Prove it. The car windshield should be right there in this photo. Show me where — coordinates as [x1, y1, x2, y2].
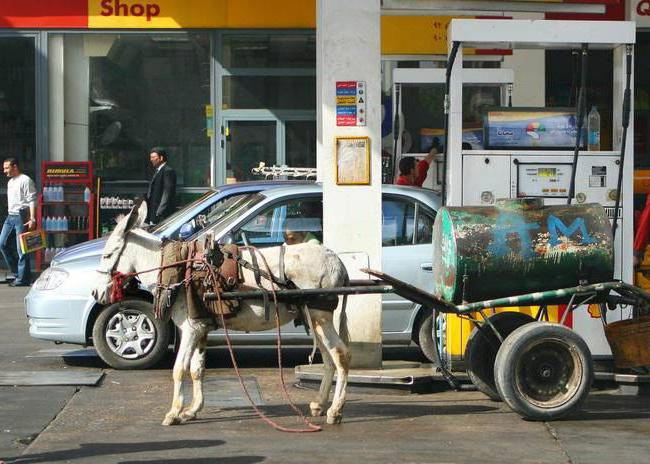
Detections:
[151, 190, 218, 234]
[195, 193, 266, 239]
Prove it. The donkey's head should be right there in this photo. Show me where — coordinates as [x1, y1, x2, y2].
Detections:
[91, 200, 148, 305]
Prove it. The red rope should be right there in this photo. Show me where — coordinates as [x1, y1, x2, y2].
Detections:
[207, 250, 322, 433]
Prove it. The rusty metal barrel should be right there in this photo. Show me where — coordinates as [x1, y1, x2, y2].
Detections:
[432, 198, 614, 304]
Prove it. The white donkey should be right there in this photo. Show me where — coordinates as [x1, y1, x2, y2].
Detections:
[91, 202, 351, 426]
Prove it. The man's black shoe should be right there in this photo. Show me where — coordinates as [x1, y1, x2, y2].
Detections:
[9, 281, 30, 287]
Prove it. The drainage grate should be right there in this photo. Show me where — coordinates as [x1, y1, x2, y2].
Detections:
[182, 376, 264, 407]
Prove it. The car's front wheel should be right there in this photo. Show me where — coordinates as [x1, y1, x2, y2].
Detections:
[92, 299, 170, 370]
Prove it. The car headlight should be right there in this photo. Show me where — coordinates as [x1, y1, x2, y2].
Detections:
[33, 267, 69, 290]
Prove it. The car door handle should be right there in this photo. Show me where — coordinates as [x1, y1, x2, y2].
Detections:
[420, 263, 433, 272]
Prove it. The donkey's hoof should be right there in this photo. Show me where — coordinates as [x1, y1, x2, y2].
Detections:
[326, 414, 342, 425]
[179, 411, 197, 422]
[309, 402, 324, 417]
[162, 414, 181, 426]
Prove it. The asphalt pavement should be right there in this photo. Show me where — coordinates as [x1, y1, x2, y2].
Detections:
[2, 284, 650, 464]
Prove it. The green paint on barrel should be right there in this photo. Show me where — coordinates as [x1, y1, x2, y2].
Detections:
[432, 199, 614, 304]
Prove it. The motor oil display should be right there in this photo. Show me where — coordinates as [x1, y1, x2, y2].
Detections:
[432, 198, 614, 304]
[38, 161, 95, 269]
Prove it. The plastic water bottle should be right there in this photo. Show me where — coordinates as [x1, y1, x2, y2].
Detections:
[63, 216, 69, 231]
[588, 106, 601, 151]
[84, 187, 91, 203]
[44, 216, 50, 231]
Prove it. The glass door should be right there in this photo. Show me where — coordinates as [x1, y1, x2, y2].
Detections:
[224, 120, 277, 183]
[285, 119, 316, 168]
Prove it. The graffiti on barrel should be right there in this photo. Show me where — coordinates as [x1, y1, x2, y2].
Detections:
[432, 198, 614, 304]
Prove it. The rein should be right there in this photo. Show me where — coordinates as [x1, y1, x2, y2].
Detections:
[108, 258, 205, 304]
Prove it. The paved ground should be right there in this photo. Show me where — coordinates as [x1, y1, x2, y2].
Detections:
[3, 285, 650, 464]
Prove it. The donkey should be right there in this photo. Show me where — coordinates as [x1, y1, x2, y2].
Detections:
[91, 202, 351, 426]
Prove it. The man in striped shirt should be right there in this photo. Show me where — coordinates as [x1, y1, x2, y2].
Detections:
[1, 158, 37, 286]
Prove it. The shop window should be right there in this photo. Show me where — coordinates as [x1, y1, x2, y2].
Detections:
[222, 76, 315, 110]
[0, 38, 36, 184]
[50, 33, 211, 188]
[222, 34, 315, 69]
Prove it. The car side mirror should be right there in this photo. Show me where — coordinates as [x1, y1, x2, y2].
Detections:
[179, 222, 195, 241]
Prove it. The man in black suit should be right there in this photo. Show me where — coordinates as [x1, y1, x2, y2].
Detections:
[145, 147, 176, 225]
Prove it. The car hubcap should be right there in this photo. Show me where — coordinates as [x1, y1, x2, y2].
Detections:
[105, 310, 156, 359]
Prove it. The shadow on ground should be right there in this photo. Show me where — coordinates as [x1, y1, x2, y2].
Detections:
[566, 393, 650, 421]
[62, 346, 427, 371]
[186, 399, 498, 426]
[7, 440, 228, 464]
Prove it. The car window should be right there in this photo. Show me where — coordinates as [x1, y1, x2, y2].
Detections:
[166, 193, 253, 240]
[151, 190, 217, 234]
[382, 198, 415, 247]
[415, 205, 435, 244]
[192, 193, 265, 240]
[234, 197, 323, 247]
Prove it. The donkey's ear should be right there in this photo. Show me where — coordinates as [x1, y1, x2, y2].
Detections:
[124, 199, 147, 231]
[135, 200, 148, 228]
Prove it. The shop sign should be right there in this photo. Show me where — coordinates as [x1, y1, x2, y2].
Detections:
[44, 162, 92, 181]
[98, 0, 161, 22]
[634, 0, 650, 27]
[336, 81, 366, 127]
[0, 0, 315, 29]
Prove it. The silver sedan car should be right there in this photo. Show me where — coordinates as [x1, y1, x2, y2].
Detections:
[26, 183, 440, 369]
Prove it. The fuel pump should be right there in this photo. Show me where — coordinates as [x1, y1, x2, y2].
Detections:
[391, 68, 514, 190]
[442, 19, 636, 369]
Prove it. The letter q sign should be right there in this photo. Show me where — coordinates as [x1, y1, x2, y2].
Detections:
[638, 0, 650, 16]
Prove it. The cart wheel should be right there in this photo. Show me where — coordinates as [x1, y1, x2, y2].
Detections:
[494, 322, 593, 421]
[465, 312, 535, 401]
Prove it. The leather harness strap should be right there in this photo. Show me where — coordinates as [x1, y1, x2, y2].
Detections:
[229, 248, 292, 288]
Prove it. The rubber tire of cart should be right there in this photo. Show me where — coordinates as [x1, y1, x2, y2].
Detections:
[465, 312, 535, 401]
[416, 308, 439, 364]
[494, 322, 593, 421]
[92, 299, 171, 370]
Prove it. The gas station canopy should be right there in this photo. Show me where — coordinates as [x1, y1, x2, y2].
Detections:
[449, 18, 635, 49]
[382, 0, 621, 15]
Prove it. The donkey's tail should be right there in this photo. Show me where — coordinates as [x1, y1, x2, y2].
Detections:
[337, 274, 351, 346]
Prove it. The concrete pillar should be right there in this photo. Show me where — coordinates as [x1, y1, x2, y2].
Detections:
[64, 35, 89, 162]
[317, 0, 383, 368]
[48, 35, 64, 162]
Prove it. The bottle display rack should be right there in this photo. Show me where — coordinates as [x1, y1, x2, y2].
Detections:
[37, 161, 95, 270]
